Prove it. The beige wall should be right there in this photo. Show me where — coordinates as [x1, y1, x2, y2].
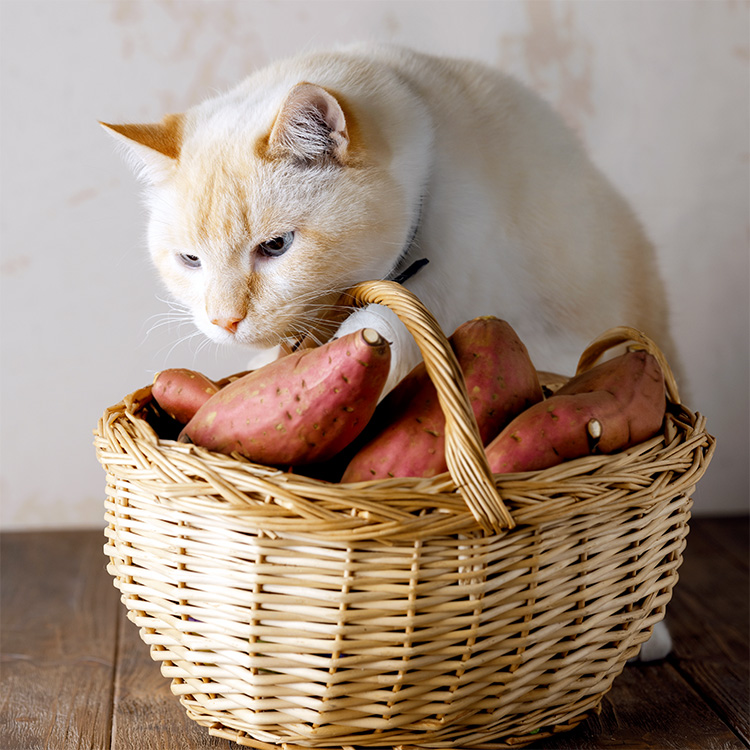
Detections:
[1, 0, 747, 529]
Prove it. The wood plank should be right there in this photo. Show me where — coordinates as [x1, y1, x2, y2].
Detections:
[540, 516, 749, 749]
[673, 658, 749, 746]
[669, 516, 748, 660]
[2, 518, 744, 749]
[111, 597, 228, 748]
[0, 530, 118, 750]
[665, 515, 750, 745]
[544, 661, 746, 749]
[689, 515, 749, 570]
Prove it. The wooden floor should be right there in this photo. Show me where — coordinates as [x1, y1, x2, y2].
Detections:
[2, 516, 748, 750]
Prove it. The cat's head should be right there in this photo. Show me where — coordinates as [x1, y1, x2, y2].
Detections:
[103, 81, 413, 353]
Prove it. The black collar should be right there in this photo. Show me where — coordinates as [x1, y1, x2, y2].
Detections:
[385, 196, 429, 285]
[389, 257, 429, 285]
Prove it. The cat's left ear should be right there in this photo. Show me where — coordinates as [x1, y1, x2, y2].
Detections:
[268, 83, 350, 164]
[100, 114, 184, 183]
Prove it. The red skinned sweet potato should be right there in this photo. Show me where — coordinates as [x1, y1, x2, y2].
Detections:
[179, 329, 390, 465]
[341, 317, 543, 481]
[485, 349, 666, 473]
[152, 368, 220, 424]
[558, 349, 662, 403]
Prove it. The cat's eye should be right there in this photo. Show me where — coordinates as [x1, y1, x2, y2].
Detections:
[257, 231, 294, 258]
[178, 252, 202, 269]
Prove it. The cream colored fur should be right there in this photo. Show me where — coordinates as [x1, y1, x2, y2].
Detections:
[103, 42, 677, 660]
[103, 42, 677, 395]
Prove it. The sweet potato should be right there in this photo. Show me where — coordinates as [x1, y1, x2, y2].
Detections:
[485, 350, 666, 473]
[341, 316, 543, 481]
[558, 349, 661, 397]
[179, 328, 391, 465]
[152, 368, 220, 424]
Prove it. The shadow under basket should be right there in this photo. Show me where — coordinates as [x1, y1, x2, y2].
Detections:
[94, 281, 715, 749]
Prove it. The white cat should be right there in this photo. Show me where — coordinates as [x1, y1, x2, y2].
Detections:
[103, 43, 676, 660]
[102, 43, 677, 387]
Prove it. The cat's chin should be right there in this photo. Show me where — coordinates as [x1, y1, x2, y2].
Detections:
[208, 333, 283, 369]
[197, 323, 283, 363]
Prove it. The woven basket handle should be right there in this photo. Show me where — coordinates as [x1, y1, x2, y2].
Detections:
[346, 280, 515, 533]
[574, 326, 681, 405]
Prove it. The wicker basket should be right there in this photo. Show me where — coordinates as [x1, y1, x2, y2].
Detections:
[94, 280, 714, 749]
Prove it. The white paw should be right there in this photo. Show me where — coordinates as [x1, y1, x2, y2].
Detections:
[334, 304, 421, 396]
[246, 344, 283, 369]
[630, 619, 673, 663]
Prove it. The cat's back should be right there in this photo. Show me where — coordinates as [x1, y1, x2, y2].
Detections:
[203, 43, 528, 126]
[210, 42, 574, 181]
[189, 44, 444, 156]
[331, 45, 676, 374]
[298, 43, 592, 189]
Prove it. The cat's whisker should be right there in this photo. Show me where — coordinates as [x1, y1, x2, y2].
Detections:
[141, 297, 194, 340]
[155, 294, 191, 310]
[142, 313, 191, 336]
[282, 310, 350, 350]
[164, 329, 204, 360]
[141, 315, 195, 346]
[159, 304, 192, 318]
[191, 334, 220, 365]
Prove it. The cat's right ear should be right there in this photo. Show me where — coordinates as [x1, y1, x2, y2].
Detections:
[100, 114, 184, 183]
[267, 83, 350, 164]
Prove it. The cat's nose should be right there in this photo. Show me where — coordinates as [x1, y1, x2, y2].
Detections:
[211, 316, 243, 334]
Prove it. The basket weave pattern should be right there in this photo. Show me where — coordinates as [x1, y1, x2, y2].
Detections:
[95, 282, 714, 749]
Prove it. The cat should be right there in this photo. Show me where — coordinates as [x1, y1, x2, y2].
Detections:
[101, 42, 678, 388]
[102, 42, 677, 660]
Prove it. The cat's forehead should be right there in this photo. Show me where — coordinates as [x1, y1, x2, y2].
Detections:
[169, 143, 330, 250]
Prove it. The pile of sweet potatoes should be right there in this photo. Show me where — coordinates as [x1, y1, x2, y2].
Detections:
[145, 317, 667, 480]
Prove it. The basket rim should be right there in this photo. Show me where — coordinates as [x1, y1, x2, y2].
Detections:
[95, 382, 715, 542]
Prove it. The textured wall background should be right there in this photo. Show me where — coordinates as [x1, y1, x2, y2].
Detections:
[1, 0, 747, 529]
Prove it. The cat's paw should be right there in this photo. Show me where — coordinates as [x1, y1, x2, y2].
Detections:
[334, 304, 421, 396]
[246, 344, 283, 369]
[629, 619, 673, 663]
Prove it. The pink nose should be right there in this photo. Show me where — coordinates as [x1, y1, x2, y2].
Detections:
[211, 316, 243, 334]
